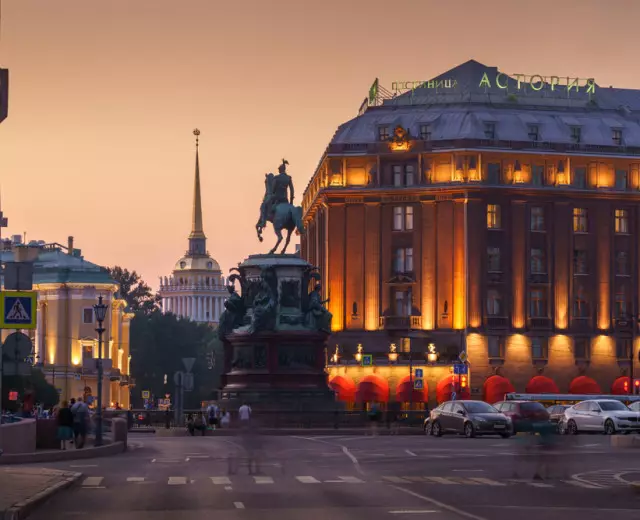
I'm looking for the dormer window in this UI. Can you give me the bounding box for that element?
[420,124,431,140]
[484,122,496,139]
[378,126,390,141]
[570,126,581,144]
[527,124,539,141]
[180,261,186,269]
[613,128,623,146]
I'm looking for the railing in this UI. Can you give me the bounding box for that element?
[485,316,509,329]
[529,317,552,329]
[379,315,422,330]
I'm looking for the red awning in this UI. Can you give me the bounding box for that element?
[569,375,601,395]
[328,375,356,402]
[611,376,630,395]
[356,374,389,403]
[483,375,515,405]
[525,375,559,394]
[395,375,428,403]
[436,375,471,403]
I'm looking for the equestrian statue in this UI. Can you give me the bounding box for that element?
[256,159,305,254]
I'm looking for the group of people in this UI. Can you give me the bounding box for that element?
[186,402,252,436]
[55,397,91,449]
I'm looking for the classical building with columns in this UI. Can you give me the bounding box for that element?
[159,131,227,325]
[301,60,640,407]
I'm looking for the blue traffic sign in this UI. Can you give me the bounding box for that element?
[414,378,424,390]
[451,391,457,401]
[0,291,37,329]
[362,354,373,367]
[414,368,424,378]
[453,364,468,375]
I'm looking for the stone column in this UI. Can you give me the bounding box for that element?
[192,296,196,321]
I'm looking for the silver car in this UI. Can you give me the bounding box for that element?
[563,399,640,435]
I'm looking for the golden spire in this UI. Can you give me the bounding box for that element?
[189,128,206,240]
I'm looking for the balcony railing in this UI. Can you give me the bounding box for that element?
[485,316,509,329]
[529,317,552,329]
[379,315,422,330]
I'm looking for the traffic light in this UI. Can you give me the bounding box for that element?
[624,379,629,393]
[635,379,640,395]
[460,375,468,389]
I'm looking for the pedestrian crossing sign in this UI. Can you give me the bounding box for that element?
[0,291,37,329]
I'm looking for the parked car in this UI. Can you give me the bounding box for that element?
[493,400,550,433]
[429,400,511,438]
[629,402,640,412]
[564,399,640,435]
[546,405,571,425]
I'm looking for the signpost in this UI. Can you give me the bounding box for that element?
[141,390,150,399]
[0,291,37,329]
[413,378,424,390]
[361,354,373,367]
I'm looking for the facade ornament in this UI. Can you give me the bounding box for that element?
[304,283,332,333]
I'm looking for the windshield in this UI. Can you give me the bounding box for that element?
[520,402,546,411]
[464,402,499,413]
[599,401,629,411]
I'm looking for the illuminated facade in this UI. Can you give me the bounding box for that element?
[301,60,640,405]
[0,237,133,407]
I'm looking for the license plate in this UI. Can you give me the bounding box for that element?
[494,424,506,429]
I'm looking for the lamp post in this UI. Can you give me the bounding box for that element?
[93,295,109,447]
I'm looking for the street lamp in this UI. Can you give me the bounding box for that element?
[354,344,363,363]
[93,295,109,447]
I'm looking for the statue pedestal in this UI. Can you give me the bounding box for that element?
[219,254,336,410]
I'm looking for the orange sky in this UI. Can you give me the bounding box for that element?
[2,0,640,288]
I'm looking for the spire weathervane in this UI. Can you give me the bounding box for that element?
[188,128,206,252]
[194,128,200,147]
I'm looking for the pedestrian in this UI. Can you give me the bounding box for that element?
[194,412,207,436]
[187,414,196,436]
[368,402,380,436]
[220,408,231,428]
[238,402,252,426]
[71,397,89,448]
[207,402,219,430]
[56,400,74,450]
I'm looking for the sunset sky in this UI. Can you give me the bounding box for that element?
[2,0,640,288]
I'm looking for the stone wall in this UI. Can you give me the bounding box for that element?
[0,418,37,454]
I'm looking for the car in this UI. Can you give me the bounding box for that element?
[629,402,640,412]
[564,399,640,435]
[429,400,511,438]
[546,405,570,425]
[493,400,550,433]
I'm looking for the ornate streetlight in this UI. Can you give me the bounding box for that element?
[93,295,109,447]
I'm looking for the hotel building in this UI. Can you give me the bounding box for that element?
[301,60,640,406]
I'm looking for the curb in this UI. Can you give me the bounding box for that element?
[0,442,125,465]
[3,472,82,520]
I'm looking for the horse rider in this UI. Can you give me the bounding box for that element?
[261,159,295,224]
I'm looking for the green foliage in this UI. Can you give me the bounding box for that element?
[1,366,59,411]
[107,266,159,315]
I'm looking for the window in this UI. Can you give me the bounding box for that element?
[530,289,547,317]
[530,248,545,274]
[487,204,501,229]
[616,251,629,276]
[613,128,623,146]
[487,247,501,272]
[617,339,632,360]
[393,165,416,186]
[405,165,415,186]
[615,286,628,318]
[394,247,413,273]
[528,124,539,141]
[531,165,544,186]
[394,290,412,316]
[573,249,588,275]
[531,337,548,359]
[484,122,496,139]
[393,206,413,231]
[573,401,589,412]
[615,170,628,191]
[574,338,590,360]
[486,289,502,316]
[570,126,581,144]
[83,308,94,324]
[82,342,94,360]
[487,163,500,184]
[378,126,390,141]
[615,209,629,234]
[573,285,590,318]
[573,208,588,233]
[530,207,545,231]
[420,124,431,140]
[573,167,586,189]
[488,336,504,358]
[393,165,403,186]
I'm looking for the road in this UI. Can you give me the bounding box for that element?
[29,431,640,520]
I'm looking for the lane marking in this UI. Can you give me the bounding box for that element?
[389,512,439,515]
[70,464,97,468]
[383,476,410,483]
[151,459,156,463]
[211,476,232,485]
[390,485,489,520]
[168,476,187,485]
[424,477,457,485]
[296,476,321,484]
[81,477,104,487]
[563,480,606,489]
[188,455,210,459]
[469,477,506,486]
[253,476,274,484]
[528,482,554,488]
[406,450,418,457]
[452,469,484,472]
[185,458,190,462]
[224,486,233,491]
[126,477,145,482]
[234,502,245,509]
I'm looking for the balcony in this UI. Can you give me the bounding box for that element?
[485,316,509,330]
[379,315,422,331]
[529,317,552,330]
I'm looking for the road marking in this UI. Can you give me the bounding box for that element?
[563,480,606,489]
[211,476,232,485]
[389,511,439,515]
[296,476,321,484]
[185,458,190,462]
[468,477,506,486]
[390,485,489,520]
[424,477,457,485]
[234,502,245,509]
[188,455,210,459]
[383,476,410,483]
[528,482,554,488]
[126,477,145,483]
[452,469,485,472]
[151,459,156,463]
[81,477,104,487]
[580,443,600,448]
[253,476,274,484]
[406,450,417,457]
[224,486,233,491]
[70,464,97,468]
[168,476,187,485]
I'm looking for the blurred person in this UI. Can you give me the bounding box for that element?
[207,401,219,429]
[220,408,231,428]
[71,397,89,448]
[193,412,207,436]
[56,400,74,450]
[368,402,381,436]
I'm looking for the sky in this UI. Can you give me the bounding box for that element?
[1,0,640,289]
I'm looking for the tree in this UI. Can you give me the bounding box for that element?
[1,366,59,412]
[107,266,159,315]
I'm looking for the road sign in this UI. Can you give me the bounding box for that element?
[414,368,424,378]
[451,391,457,401]
[182,357,196,373]
[453,363,468,375]
[3,263,33,291]
[183,373,194,392]
[458,351,468,363]
[361,354,373,367]
[2,332,32,361]
[414,378,424,390]
[0,291,37,329]
[141,390,150,399]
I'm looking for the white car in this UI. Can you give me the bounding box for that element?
[629,402,640,412]
[563,399,640,435]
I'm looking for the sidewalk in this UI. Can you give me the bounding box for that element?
[0,467,81,520]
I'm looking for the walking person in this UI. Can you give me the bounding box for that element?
[207,402,219,430]
[220,408,231,429]
[56,401,74,450]
[71,397,89,449]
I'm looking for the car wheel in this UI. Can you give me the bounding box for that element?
[424,422,432,436]
[464,422,475,438]
[557,422,566,435]
[500,432,511,439]
[567,419,578,435]
[432,421,442,437]
[604,419,616,435]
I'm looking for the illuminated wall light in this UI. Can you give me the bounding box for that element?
[355,343,363,363]
[388,343,398,362]
[72,356,80,366]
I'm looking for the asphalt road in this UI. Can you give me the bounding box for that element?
[28,431,640,520]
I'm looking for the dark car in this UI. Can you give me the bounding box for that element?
[546,405,570,424]
[429,400,511,438]
[493,400,550,433]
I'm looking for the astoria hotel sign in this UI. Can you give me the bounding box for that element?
[0,69,8,123]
